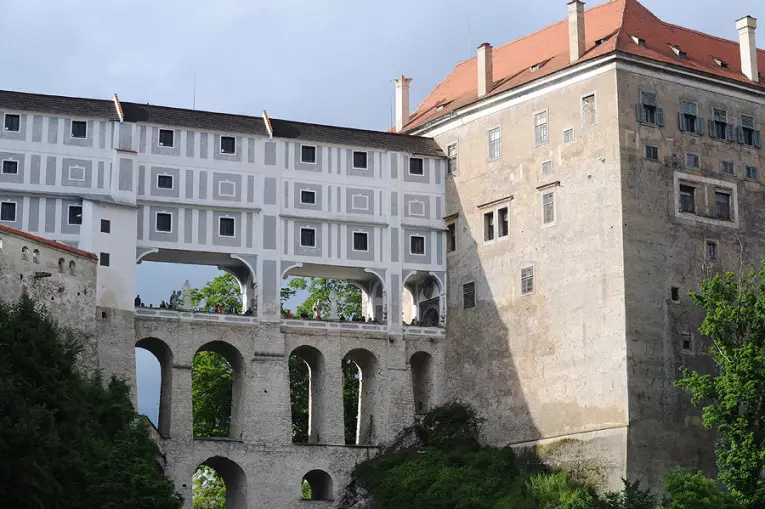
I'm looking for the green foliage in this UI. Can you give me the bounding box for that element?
[191,273,241,312]
[419,401,484,449]
[526,471,599,509]
[301,480,312,500]
[192,351,232,437]
[676,265,765,505]
[192,466,226,509]
[603,479,655,509]
[0,295,182,509]
[287,277,362,317]
[657,469,741,509]
[343,359,361,444]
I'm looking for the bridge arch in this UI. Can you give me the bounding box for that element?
[343,348,380,445]
[195,456,247,509]
[193,341,246,439]
[301,469,334,501]
[410,351,434,416]
[135,336,173,436]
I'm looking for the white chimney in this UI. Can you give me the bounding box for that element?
[568,0,586,62]
[477,43,494,98]
[393,76,412,132]
[737,16,759,82]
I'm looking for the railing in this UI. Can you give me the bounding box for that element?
[403,325,446,338]
[134,307,259,325]
[281,319,388,333]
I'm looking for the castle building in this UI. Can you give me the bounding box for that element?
[397,0,765,491]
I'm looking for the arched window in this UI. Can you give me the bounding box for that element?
[343,348,380,445]
[301,469,334,501]
[68,260,76,275]
[21,246,29,261]
[58,258,66,273]
[193,456,247,509]
[32,249,40,264]
[192,341,245,439]
[289,345,328,444]
[410,352,434,415]
[135,337,173,437]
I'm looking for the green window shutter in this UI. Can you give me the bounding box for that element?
[697,117,705,136]
[708,119,716,138]
[678,112,687,131]
[656,108,665,126]
[636,104,645,123]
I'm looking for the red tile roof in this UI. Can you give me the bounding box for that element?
[404,0,765,131]
[0,224,98,261]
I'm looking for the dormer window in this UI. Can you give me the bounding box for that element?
[436,104,446,112]
[595,37,608,46]
[669,44,687,58]
[530,62,543,72]
[714,58,729,69]
[630,35,646,47]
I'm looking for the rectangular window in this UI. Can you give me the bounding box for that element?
[541,160,553,176]
[534,111,548,145]
[542,192,555,224]
[156,212,172,232]
[100,219,111,233]
[100,253,110,267]
[679,101,699,134]
[671,286,680,302]
[637,91,663,126]
[219,217,235,237]
[71,120,87,138]
[711,108,731,140]
[159,129,174,147]
[483,212,494,241]
[353,231,368,251]
[409,157,424,175]
[300,145,317,163]
[157,174,173,189]
[715,192,731,220]
[685,152,700,169]
[447,222,456,252]
[582,94,597,127]
[488,127,501,160]
[498,207,509,238]
[706,241,718,261]
[563,128,574,143]
[68,205,82,225]
[3,114,20,132]
[740,115,760,147]
[300,190,316,204]
[463,282,476,309]
[0,202,16,221]
[352,151,368,169]
[2,160,18,174]
[410,235,425,255]
[300,227,316,247]
[745,165,759,180]
[681,332,692,352]
[721,160,735,175]
[521,266,534,295]
[645,145,659,161]
[679,184,695,213]
[447,143,457,174]
[220,136,236,154]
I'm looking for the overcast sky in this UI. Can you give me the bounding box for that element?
[1,0,757,422]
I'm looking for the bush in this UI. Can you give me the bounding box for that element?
[658,469,741,509]
[418,401,484,449]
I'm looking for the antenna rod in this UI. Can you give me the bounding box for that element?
[192,73,197,110]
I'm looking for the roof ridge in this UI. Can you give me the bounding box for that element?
[121,100,263,121]
[0,88,113,104]
[274,117,434,140]
[0,224,98,261]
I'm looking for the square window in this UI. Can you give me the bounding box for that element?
[745,165,759,180]
[68,205,82,225]
[301,145,317,163]
[542,192,555,224]
[706,241,718,261]
[715,192,731,220]
[71,120,87,138]
[159,129,174,147]
[157,174,173,189]
[220,136,236,154]
[563,128,574,143]
[2,160,18,174]
[300,227,316,247]
[541,160,553,176]
[100,219,111,233]
[582,94,597,126]
[721,160,735,175]
[521,266,534,295]
[68,165,85,181]
[100,253,110,267]
[3,114,20,132]
[0,202,16,221]
[685,152,700,169]
[447,143,458,173]
[410,235,425,255]
[645,145,659,161]
[671,286,680,302]
[447,222,456,252]
[534,111,548,145]
[679,184,695,213]
[352,151,368,169]
[219,217,235,237]
[483,212,494,241]
[300,190,316,205]
[156,212,172,232]
[498,207,509,237]
[353,232,368,251]
[409,157,424,175]
[463,282,476,309]
[488,127,501,160]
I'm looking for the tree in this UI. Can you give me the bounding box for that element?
[287,277,362,318]
[677,264,765,506]
[191,273,241,312]
[192,351,233,437]
[0,295,183,509]
[192,465,226,509]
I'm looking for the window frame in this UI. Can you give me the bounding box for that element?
[71,120,87,139]
[0,201,17,222]
[483,211,495,243]
[446,221,456,252]
[100,219,111,233]
[714,191,732,220]
[533,109,549,146]
[158,128,175,148]
[679,100,700,135]
[300,227,317,248]
[521,265,535,296]
[740,114,757,147]
[3,113,20,132]
[67,164,86,182]
[711,107,731,141]
[156,173,174,190]
[721,160,735,176]
[645,144,659,161]
[300,144,317,164]
[706,239,719,261]
[563,127,574,144]
[497,207,509,238]
[637,90,662,127]
[678,184,696,214]
[540,159,553,177]
[67,205,83,226]
[487,126,501,160]
[155,211,173,233]
[100,252,110,267]
[299,189,317,205]
[581,92,598,128]
[447,143,458,174]
[352,151,368,170]
[1,159,18,175]
[220,135,237,155]
[408,157,424,176]
[745,165,759,181]
[409,234,426,255]
[352,231,369,252]
[542,191,555,226]
[218,216,236,238]
[462,281,476,309]
[685,152,700,170]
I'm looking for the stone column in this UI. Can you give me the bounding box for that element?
[314,344,345,445]
[245,354,292,444]
[169,364,193,441]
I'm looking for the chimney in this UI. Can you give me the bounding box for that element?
[477,43,494,98]
[737,16,759,82]
[393,75,412,132]
[568,0,586,62]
